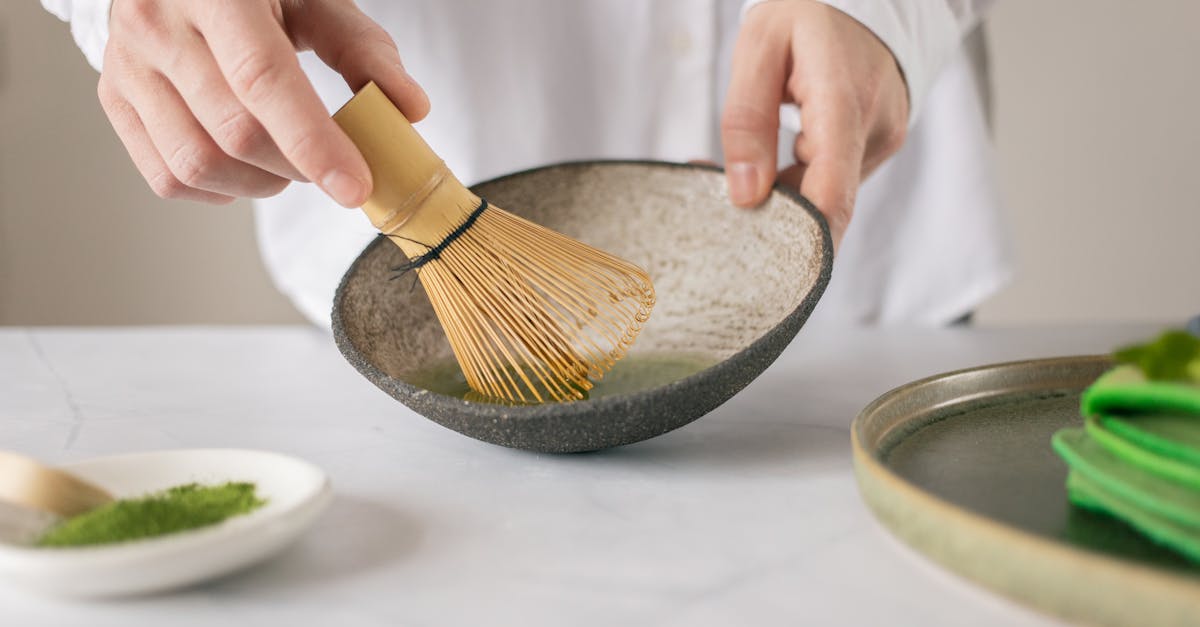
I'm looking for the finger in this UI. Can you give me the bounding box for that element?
[122,70,291,198]
[161,30,308,182]
[289,0,430,122]
[196,0,371,207]
[791,96,866,246]
[861,120,908,180]
[721,18,789,208]
[98,77,235,204]
[779,161,854,249]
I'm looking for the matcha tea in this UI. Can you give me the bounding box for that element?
[407,353,714,403]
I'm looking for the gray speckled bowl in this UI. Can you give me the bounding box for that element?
[332,161,832,453]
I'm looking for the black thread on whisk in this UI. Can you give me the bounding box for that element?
[382,197,489,290]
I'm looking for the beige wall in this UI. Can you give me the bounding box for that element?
[1,1,1196,326]
[0,1,304,324]
[979,0,1200,324]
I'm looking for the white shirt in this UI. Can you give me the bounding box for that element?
[43,0,1011,328]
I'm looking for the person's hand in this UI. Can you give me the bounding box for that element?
[99,0,429,206]
[722,0,909,246]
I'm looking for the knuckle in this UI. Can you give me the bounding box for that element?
[158,41,191,76]
[370,36,401,61]
[110,0,167,42]
[356,23,398,52]
[167,142,220,188]
[881,123,907,155]
[279,127,321,166]
[330,24,399,73]
[835,202,854,226]
[740,3,780,35]
[844,90,874,125]
[824,202,854,237]
[101,40,139,76]
[147,170,188,199]
[832,192,857,227]
[96,78,138,129]
[810,184,857,233]
[214,110,265,160]
[96,76,118,110]
[801,76,868,122]
[227,50,283,102]
[721,103,776,135]
[855,78,883,111]
[849,131,869,156]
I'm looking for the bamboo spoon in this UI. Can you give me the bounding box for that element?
[0,451,113,518]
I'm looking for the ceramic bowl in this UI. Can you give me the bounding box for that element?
[332,161,832,453]
[0,449,331,598]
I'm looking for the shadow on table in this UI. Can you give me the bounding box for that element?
[203,494,420,592]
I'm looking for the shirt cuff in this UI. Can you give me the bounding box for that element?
[740,0,963,126]
[41,0,113,72]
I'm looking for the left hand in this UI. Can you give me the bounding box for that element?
[722,0,910,247]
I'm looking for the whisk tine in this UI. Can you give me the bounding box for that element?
[415,207,653,403]
[436,245,583,401]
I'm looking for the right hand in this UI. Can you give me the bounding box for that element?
[722,0,910,247]
[99,0,429,206]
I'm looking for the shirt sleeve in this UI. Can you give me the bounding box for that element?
[40,0,113,72]
[741,0,997,125]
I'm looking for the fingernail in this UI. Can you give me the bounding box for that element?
[727,162,759,206]
[321,169,368,207]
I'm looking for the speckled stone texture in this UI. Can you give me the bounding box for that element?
[332,161,832,453]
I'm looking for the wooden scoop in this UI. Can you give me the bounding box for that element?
[0,451,113,518]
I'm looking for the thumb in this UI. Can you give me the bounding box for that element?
[721,20,788,207]
[290,1,431,122]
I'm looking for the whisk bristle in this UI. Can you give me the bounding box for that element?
[400,195,655,403]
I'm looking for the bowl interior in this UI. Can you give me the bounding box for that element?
[336,161,828,400]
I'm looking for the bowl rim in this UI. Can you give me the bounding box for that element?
[331,159,832,418]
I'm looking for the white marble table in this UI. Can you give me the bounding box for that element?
[0,323,1165,626]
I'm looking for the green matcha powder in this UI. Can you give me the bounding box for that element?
[37,482,266,548]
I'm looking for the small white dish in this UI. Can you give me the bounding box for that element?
[0,448,331,598]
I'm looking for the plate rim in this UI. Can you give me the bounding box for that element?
[851,354,1200,626]
[0,448,332,597]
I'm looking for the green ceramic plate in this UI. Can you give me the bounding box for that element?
[852,356,1200,627]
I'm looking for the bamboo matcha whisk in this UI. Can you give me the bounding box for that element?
[333,82,655,403]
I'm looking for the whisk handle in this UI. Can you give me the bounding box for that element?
[332,82,454,234]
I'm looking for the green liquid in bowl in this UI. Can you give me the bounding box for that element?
[407,353,715,404]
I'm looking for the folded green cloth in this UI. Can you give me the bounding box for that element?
[1053,427,1200,529]
[1065,470,1200,564]
[1081,365,1200,419]
[1088,415,1200,490]
[1052,331,1200,565]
